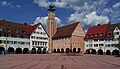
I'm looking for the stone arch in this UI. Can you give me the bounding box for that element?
[8,47,14,54]
[98,49,103,55]
[43,48,46,54]
[57,48,60,53]
[61,48,64,53]
[53,49,56,53]
[66,48,70,53]
[91,49,96,54]
[73,48,76,53]
[77,48,81,53]
[86,49,90,54]
[37,48,42,54]
[106,50,111,55]
[112,50,119,55]
[23,48,29,54]
[15,48,22,54]
[31,48,36,54]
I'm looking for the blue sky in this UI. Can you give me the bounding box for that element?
[0,0,120,32]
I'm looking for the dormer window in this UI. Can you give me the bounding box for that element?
[15,29,19,33]
[0,28,4,31]
[8,29,12,32]
[95,34,98,37]
[86,35,89,38]
[22,30,26,34]
[100,33,103,36]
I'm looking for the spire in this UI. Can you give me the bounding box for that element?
[48,2,55,12]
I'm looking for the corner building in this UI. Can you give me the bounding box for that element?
[0,20,49,54]
[85,23,120,55]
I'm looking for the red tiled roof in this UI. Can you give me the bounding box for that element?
[85,24,110,39]
[0,20,39,36]
[52,22,79,39]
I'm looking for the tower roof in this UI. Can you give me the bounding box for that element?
[48,3,55,12]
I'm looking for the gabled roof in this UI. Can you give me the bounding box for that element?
[52,22,79,39]
[0,20,39,36]
[85,24,110,39]
[108,23,120,31]
[107,23,120,38]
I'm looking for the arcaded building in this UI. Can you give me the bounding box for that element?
[0,20,49,54]
[85,23,120,55]
[46,3,85,53]
[52,22,85,53]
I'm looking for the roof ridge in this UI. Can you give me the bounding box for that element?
[58,22,79,29]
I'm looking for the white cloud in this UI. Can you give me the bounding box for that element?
[34,16,63,27]
[0,0,21,8]
[16,5,20,8]
[0,0,13,7]
[68,11,109,26]
[33,0,50,8]
[113,2,120,8]
[54,0,67,8]
[84,11,109,25]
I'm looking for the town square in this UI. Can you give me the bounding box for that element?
[0,54,120,69]
[0,0,120,69]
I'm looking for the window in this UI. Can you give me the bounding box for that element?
[22,30,26,34]
[86,45,88,47]
[94,39,98,42]
[0,28,4,31]
[95,34,98,37]
[21,42,25,45]
[15,29,19,33]
[99,38,104,41]
[0,40,6,44]
[38,27,42,29]
[100,33,103,36]
[99,44,104,46]
[94,44,98,47]
[32,41,34,45]
[114,32,119,35]
[14,41,17,44]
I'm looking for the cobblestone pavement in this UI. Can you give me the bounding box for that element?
[0,54,120,69]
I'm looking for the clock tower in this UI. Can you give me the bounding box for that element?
[46,3,57,53]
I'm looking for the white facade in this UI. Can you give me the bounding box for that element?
[85,26,120,54]
[30,24,49,52]
[7,34,30,50]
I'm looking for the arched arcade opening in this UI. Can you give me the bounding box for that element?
[73,48,76,53]
[57,48,60,53]
[43,48,47,54]
[98,49,103,55]
[53,49,56,53]
[15,48,22,54]
[112,50,119,55]
[8,47,14,54]
[23,48,29,54]
[37,48,42,54]
[91,49,96,54]
[61,48,64,53]
[106,50,111,55]
[0,47,5,54]
[66,48,70,53]
[31,48,36,54]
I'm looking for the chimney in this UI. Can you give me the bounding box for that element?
[24,23,27,25]
[98,24,100,26]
